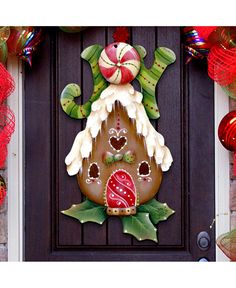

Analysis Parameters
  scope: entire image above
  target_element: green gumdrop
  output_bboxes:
[123,151,135,164]
[103,152,114,165]
[114,154,123,162]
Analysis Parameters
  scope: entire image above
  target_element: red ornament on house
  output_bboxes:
[218,110,236,175]
[208,45,236,86]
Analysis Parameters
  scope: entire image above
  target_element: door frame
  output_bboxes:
[7,57,230,261]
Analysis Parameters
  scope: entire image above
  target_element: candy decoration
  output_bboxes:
[7,27,43,66]
[98,42,141,85]
[218,110,236,175]
[60,44,108,119]
[102,150,136,165]
[105,169,136,215]
[208,45,236,86]
[182,27,210,64]
[0,175,6,206]
[135,45,176,119]
[216,229,236,261]
[0,63,15,103]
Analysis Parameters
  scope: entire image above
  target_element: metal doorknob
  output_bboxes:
[198,257,209,262]
[197,231,211,251]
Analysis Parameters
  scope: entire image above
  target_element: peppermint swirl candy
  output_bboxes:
[98,42,140,84]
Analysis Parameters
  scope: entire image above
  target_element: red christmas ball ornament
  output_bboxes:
[207,27,236,49]
[218,110,236,151]
[0,175,6,206]
[193,26,217,41]
[208,45,236,86]
[218,110,236,175]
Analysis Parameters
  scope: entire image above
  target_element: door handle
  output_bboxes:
[197,231,211,251]
[198,257,209,262]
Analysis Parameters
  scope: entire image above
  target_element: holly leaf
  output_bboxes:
[121,212,157,242]
[138,199,175,225]
[61,199,107,225]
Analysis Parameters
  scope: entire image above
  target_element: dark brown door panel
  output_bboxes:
[24,27,215,261]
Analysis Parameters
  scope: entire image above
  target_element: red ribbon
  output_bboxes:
[0,63,15,168]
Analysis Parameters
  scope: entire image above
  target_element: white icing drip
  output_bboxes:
[65,83,173,176]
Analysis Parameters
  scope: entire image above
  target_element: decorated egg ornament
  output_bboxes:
[105,169,137,216]
[98,42,140,84]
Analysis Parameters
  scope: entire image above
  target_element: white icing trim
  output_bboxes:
[65,83,173,176]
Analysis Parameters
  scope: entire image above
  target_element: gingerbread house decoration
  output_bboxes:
[65,82,173,216]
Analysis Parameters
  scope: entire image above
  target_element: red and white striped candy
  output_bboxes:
[99,42,141,85]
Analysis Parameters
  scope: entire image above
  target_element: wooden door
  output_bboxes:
[24,27,215,261]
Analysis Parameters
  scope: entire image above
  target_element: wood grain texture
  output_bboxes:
[24,27,215,261]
